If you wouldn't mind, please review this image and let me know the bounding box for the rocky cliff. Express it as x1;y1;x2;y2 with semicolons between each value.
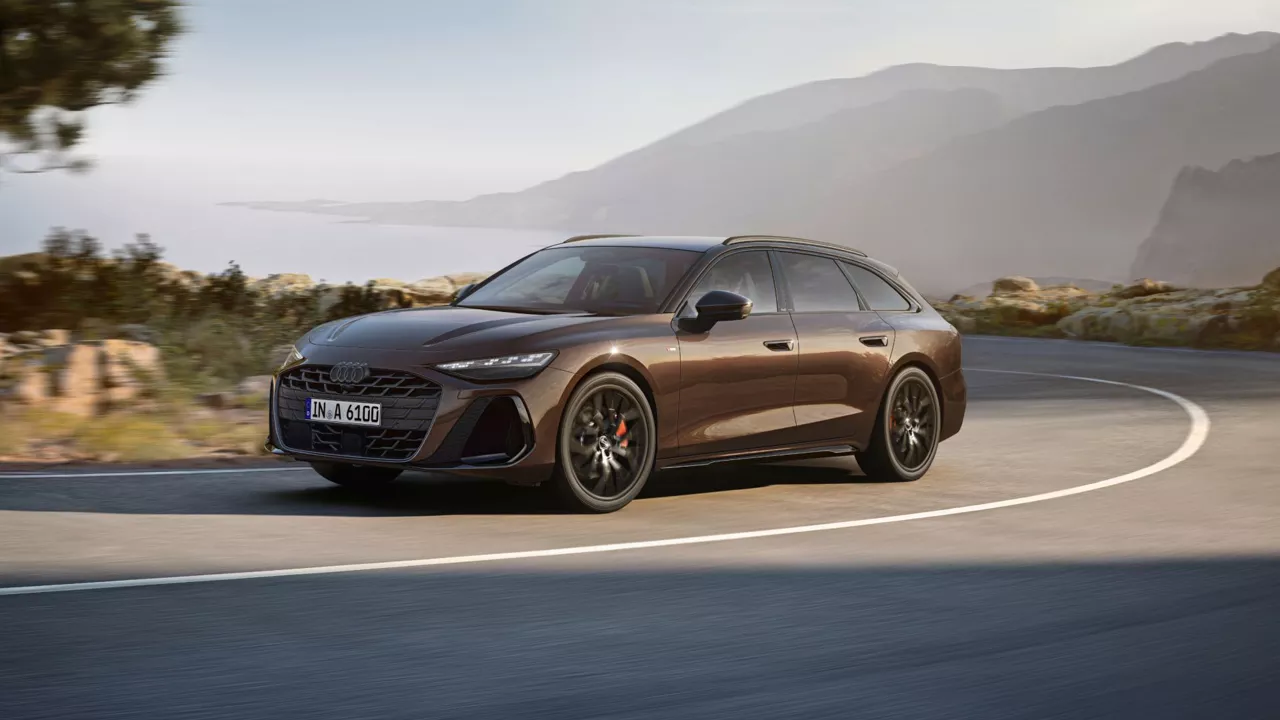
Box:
1130;152;1280;288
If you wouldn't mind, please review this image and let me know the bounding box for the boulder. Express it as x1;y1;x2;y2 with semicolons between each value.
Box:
1263;266;1280;290
991;276;1039;295
100;339;164;403
8;364;50;404
255;273;316;297
1113;278;1175;299
51;344;101;416
38;329;71;347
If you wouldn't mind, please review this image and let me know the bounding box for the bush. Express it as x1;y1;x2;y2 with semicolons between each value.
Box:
0;230;387;392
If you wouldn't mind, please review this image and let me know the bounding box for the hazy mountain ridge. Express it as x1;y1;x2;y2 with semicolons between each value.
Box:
653;31;1280;148
1130;152;1280;287
226;31;1280;294
785;41;1280;292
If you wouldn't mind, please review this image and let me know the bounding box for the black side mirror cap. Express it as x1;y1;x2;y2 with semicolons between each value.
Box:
679;290;753;331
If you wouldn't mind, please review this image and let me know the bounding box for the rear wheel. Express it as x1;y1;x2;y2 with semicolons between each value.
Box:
855;366;940;482
311;462;403;489
552;372;657;513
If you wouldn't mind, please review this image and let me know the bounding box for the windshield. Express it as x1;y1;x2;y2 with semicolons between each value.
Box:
458;245;701;315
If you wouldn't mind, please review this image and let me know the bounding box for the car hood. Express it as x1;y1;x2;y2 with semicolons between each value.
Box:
307;306;604;352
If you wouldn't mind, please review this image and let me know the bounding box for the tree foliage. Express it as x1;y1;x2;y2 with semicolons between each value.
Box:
0;0;182;175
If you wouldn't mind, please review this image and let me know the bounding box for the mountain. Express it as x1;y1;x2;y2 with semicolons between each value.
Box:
229;31;1279;228
227;32;1280;293
793;41;1280;292
1130;152;1280;287
654;31;1280;148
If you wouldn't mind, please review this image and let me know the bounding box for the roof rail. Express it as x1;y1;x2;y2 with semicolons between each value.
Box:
723;235;867;257
561;234;640;243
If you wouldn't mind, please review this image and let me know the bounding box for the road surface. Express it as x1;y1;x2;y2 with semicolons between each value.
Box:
1;337;1277;719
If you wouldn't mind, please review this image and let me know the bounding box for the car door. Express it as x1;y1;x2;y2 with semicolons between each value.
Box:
775;250;895;445
673;249;800;458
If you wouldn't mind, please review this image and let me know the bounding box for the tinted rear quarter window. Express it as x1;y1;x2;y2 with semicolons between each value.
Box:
776;252;862;312
842;262;912;311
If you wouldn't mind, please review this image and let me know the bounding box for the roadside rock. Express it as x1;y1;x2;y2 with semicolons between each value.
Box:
1263;266;1280;291
10;364;50;404
39;329;71;347
991;276;1039;295
255;273;316;297
1112;278;1175;299
51;344;101;416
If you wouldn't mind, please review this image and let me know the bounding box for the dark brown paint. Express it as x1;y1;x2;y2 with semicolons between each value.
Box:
266;235;967;483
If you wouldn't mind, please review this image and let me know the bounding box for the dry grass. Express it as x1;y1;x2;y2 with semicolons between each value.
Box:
0;404;267;462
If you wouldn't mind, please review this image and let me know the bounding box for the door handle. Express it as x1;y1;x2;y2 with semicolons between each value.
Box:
763;339;795;352
859;335;889;347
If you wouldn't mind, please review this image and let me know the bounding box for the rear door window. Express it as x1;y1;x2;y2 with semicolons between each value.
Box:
776;252;862;312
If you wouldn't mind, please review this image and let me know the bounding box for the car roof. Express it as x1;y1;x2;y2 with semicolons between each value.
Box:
554;235;728;251
553;234;874;260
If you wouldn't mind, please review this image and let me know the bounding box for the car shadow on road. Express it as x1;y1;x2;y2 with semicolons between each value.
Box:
271;457;879;516
0;457;883;517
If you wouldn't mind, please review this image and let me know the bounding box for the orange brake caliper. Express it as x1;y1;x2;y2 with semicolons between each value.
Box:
616;418;629;448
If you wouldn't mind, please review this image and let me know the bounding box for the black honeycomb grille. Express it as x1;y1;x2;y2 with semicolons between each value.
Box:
274;365;441;462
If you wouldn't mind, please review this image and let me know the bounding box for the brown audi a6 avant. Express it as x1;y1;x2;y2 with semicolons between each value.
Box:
266;234;966;512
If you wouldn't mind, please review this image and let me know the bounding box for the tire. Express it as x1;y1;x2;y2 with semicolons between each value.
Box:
552;371;657;513
855;366;941;482
311;462;403;489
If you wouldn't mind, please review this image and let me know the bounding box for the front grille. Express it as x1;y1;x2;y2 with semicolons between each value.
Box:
279;365;440;399
274;364;441;462
281;422;429;461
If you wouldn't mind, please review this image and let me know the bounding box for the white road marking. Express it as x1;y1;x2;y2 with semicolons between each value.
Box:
0;466;309;480
0;369;1210;596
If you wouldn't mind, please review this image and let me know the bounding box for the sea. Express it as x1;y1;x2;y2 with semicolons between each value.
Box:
0;161;570;283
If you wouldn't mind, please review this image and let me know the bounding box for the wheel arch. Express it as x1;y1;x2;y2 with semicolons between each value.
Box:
885;354;946;427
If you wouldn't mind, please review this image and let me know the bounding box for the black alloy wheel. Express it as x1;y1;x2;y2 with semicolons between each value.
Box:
856;366;941;482
554;372;656;513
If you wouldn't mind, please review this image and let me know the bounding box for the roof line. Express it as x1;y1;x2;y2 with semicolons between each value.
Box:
561;234;641;243
723;235;867;257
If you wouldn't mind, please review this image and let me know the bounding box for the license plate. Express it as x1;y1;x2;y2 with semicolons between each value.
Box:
306;398;381;426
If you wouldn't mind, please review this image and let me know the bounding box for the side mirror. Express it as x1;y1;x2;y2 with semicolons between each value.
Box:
452;283;477;304
680;290;752;332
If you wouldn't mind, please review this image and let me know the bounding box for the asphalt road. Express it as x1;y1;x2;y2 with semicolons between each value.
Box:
1;336;1278;719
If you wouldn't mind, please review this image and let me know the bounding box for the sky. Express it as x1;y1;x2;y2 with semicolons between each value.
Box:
5;0;1280;275
69;0;1280;201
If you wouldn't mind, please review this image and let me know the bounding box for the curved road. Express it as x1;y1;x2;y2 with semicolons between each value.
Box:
1;337;1277;719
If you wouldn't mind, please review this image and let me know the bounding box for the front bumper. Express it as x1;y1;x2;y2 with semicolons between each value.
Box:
266;345;574;485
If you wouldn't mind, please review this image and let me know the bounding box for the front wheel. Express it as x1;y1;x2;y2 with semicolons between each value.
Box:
552;372;657;513
311;462;403;489
855;366;941;482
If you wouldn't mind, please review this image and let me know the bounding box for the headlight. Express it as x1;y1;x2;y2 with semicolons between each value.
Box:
279;345;304;372
434;351;557;381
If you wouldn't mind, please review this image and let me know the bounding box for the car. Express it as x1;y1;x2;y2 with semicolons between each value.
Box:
266;234;967;512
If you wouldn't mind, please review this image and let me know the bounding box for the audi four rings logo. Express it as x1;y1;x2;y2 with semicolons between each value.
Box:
329;362;370;385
